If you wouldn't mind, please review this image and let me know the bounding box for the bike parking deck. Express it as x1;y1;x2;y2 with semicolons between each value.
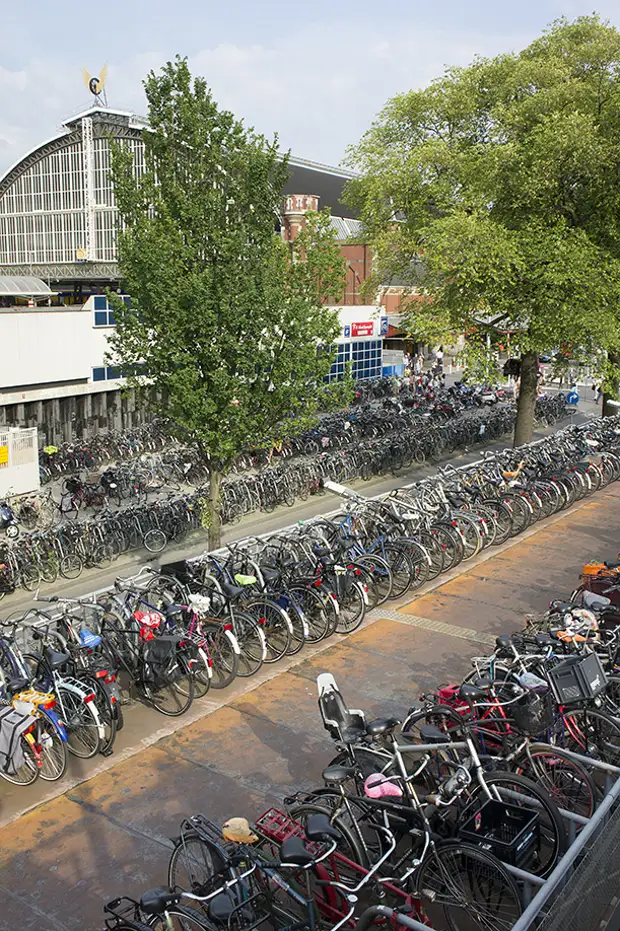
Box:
1;482;619;931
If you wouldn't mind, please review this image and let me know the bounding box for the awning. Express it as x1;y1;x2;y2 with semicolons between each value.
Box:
0;276;57;297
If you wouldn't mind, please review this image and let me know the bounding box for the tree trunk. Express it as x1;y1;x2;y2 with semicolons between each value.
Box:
513;350;538;447
207;468;222;550
603;351;619;418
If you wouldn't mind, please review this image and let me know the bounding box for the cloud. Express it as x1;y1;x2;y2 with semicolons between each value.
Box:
0;20;534;178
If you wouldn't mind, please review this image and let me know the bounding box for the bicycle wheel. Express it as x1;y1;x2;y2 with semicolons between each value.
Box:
560;707;620;768
38;715;68;781
416;840;522;931
234;612;266;677
58;686;101;758
142;653;194;716
204;625;239;690
38;556;59;584
287;586;330;643
355;555;393;605
59;553;83;580
380;543;413;596
247;601;291;663
186;645;211;700
168;830;220;893
143;528;167;554
0;736;39;785
19;563;41;592
335;581;366;634
516;743;598;820
84;674;117;755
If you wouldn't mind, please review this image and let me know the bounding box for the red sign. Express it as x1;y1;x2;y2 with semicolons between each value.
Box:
351;321;374;337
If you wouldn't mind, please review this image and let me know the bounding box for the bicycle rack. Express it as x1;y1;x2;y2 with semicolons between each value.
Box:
394;739;620;927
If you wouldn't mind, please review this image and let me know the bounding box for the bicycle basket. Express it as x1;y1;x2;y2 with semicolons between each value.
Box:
511;690;555;736
547;652;608;706
460;799;539;868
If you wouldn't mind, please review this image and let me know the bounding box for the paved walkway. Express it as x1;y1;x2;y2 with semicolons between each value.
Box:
1;482;618;931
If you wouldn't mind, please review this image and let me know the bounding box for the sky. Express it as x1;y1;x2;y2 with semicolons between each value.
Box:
1;1;620;176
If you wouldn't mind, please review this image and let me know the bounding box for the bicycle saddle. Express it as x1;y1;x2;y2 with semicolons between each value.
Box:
322;764;357;784
604;560;620;570
208;893;237;922
459;683;487;701
418;724;447;745
165;604;185;618
45;647;70;670
219;581;245;600
6;676;28;694
140;888;181;916
305;812;342;842
535;633;554;647
495;635;513;650
366;716;401;737
281;835;314;866
260;567;280;584
472;677;492;690
549;601;574;614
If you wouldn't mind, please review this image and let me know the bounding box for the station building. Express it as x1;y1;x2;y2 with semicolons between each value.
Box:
0;106;403;443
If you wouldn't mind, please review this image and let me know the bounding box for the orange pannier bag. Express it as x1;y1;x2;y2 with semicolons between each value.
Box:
582;562;620;578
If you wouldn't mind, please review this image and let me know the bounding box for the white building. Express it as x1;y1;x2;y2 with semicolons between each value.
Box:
0;106;386;443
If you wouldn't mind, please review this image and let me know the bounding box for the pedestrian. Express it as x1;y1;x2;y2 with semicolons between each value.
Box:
593;384;601;404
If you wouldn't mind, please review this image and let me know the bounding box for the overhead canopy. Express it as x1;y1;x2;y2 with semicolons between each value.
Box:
0;276;57;297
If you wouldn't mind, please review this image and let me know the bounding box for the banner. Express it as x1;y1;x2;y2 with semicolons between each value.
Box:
351;322;374;337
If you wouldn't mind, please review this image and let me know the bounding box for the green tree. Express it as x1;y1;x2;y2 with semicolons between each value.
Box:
347;15;620;444
108;58;347;547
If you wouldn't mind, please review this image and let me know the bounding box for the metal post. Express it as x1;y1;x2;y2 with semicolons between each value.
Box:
82;116;96;262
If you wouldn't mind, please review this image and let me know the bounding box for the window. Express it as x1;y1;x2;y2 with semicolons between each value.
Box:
106;365;121;380
92;297;118;327
92;366;106;382
326;342;351;382
352;339;382;381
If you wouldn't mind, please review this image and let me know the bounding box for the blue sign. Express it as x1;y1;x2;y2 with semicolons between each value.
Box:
380;316;388;336
566;390;579;405
343;324;351;338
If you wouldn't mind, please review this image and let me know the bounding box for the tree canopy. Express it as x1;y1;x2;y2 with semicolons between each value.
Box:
346;15;620;442
109;58;347;545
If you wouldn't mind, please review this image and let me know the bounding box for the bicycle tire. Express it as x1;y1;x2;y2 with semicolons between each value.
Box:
204;625;239;690
141;653;194;717
246;601;292;663
168;830;221;893
58;685;101;759
232;611;266;677
59;553;83;580
0;737;39;785
335;581;366;634
516;742;598;820
287;586;330;643
415;840;522;931
143;528;167;554
38;714;68;781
